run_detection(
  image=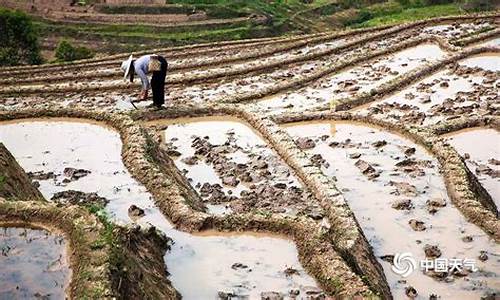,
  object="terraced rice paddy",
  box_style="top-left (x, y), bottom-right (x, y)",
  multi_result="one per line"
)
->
top-left (0, 14), bottom-right (499, 299)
